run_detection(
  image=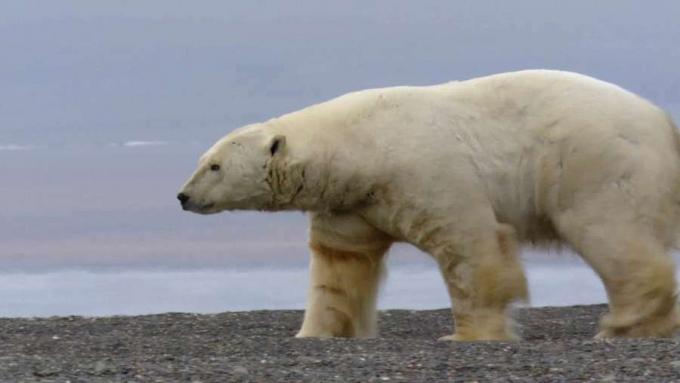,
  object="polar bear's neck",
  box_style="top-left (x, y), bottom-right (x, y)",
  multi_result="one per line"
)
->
top-left (263, 96), bottom-right (386, 213)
